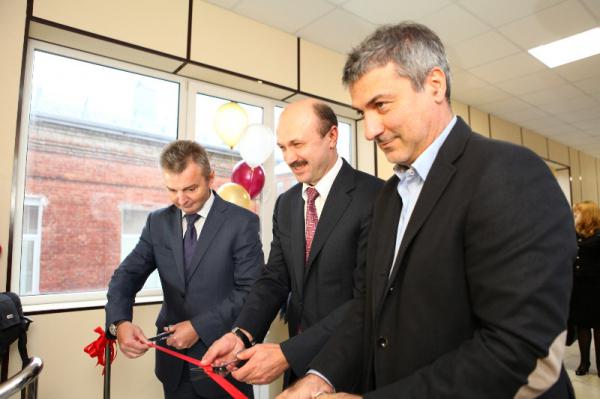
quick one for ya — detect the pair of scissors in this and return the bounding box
[148,331,173,342]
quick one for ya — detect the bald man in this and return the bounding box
[202,99,383,388]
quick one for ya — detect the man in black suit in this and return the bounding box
[106,140,263,398]
[201,99,383,387]
[279,22,576,399]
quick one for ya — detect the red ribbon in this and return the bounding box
[83,326,116,375]
[147,342,248,399]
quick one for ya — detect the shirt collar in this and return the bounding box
[394,115,457,182]
[302,156,343,201]
[181,190,214,220]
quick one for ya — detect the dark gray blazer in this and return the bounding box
[311,117,576,398]
[106,193,263,396]
[236,160,383,386]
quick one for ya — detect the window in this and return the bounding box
[20,196,45,295]
[14,41,357,308]
[13,43,181,305]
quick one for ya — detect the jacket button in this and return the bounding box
[389,286,395,293]
[377,337,388,348]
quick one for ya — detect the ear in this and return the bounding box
[426,67,447,104]
[327,125,339,149]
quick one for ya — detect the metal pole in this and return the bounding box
[103,343,111,399]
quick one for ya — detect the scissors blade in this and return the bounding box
[148,331,173,342]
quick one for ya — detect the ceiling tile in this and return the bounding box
[558,107,600,124]
[342,0,452,24]
[453,85,511,106]
[575,118,600,131]
[297,8,376,53]
[451,70,489,93]
[495,106,549,123]
[522,115,567,130]
[554,54,600,82]
[468,52,546,83]
[457,0,564,27]
[203,0,241,9]
[582,0,600,20]
[494,70,566,95]
[522,84,586,106]
[449,31,520,69]
[574,76,600,95]
[537,94,594,114]
[498,0,597,49]
[479,97,531,115]
[326,0,350,4]
[233,0,335,33]
[418,4,490,45]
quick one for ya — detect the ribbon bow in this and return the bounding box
[84,326,116,375]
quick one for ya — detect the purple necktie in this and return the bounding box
[305,187,319,263]
[184,214,201,273]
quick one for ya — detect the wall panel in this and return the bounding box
[452,100,469,124]
[33,0,188,57]
[191,1,296,89]
[490,115,521,145]
[469,107,490,137]
[356,120,375,176]
[299,40,350,105]
[570,148,582,204]
[522,128,548,159]
[579,152,598,203]
[548,139,570,166]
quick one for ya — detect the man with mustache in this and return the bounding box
[202,99,383,388]
[277,22,575,399]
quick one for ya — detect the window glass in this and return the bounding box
[18,50,179,296]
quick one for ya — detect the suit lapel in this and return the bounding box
[290,186,307,299]
[305,161,355,275]
[168,206,186,293]
[186,193,227,282]
[382,118,471,300]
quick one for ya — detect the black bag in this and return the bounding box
[0,292,32,376]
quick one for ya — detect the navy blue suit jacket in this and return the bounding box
[106,193,263,396]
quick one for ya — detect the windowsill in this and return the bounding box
[22,293,163,314]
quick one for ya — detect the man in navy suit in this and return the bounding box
[279,22,576,399]
[202,99,383,388]
[106,140,263,399]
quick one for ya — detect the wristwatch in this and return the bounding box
[108,320,125,337]
[231,327,254,349]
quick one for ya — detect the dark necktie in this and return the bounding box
[305,187,319,263]
[184,214,201,273]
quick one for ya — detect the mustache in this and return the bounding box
[289,160,308,169]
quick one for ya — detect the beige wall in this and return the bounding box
[0,0,27,291]
[2,0,598,397]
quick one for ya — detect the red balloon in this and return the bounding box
[231,161,265,199]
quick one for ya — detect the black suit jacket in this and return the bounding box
[235,160,383,384]
[311,117,576,398]
[106,193,263,397]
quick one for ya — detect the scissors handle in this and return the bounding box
[149,331,173,342]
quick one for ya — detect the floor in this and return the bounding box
[564,337,600,398]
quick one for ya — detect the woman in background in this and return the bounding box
[571,201,600,376]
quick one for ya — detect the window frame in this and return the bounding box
[12,40,358,312]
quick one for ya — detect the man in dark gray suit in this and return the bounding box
[279,22,576,399]
[105,140,263,399]
[202,99,383,387]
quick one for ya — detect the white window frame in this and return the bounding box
[13,40,358,312]
[20,195,45,295]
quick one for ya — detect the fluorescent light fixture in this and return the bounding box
[528,27,600,68]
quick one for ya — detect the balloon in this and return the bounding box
[217,182,252,210]
[214,102,248,148]
[238,124,274,168]
[231,161,265,199]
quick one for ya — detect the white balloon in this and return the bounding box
[238,124,274,167]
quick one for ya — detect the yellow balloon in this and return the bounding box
[213,102,248,148]
[217,182,252,210]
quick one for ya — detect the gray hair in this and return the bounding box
[160,140,212,177]
[343,22,452,101]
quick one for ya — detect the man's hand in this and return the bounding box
[231,343,289,385]
[164,321,199,350]
[276,373,335,399]
[116,321,149,359]
[201,332,245,368]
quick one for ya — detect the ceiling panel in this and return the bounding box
[342,0,451,24]
[494,70,567,96]
[418,4,490,45]
[468,52,546,83]
[522,85,586,106]
[233,0,335,33]
[457,0,564,28]
[454,84,511,106]
[498,0,597,49]
[447,31,520,69]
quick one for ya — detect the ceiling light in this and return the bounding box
[528,27,600,68]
